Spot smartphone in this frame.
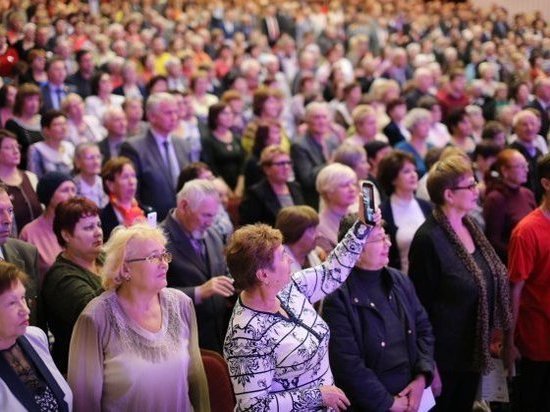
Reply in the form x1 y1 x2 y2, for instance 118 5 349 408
361 181 376 225
147 212 157 228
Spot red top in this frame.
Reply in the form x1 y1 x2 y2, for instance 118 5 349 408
508 208 550 361
436 88 470 121
0 47 19 77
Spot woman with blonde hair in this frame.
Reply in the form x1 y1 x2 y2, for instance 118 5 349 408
315 163 358 254
68 223 209 412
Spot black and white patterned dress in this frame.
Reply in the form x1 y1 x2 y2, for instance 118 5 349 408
224 222 370 411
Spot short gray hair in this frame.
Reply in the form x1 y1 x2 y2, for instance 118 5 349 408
315 163 357 196
176 179 220 210
403 108 431 131
146 92 176 117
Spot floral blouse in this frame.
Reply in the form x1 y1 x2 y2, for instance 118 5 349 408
224 221 371 411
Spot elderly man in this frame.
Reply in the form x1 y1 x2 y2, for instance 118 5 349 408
525 77 550 138
0 184 40 325
120 92 190 220
290 102 332 208
160 179 235 353
98 106 128 163
509 110 544 199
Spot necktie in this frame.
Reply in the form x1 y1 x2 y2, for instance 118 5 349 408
55 88 64 109
162 140 175 186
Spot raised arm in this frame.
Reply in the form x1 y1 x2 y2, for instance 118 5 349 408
293 220 372 303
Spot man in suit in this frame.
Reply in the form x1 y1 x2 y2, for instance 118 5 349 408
525 77 550 139
67 49 96 99
98 107 128 164
40 56 76 114
291 102 330 209
0 184 40 325
161 179 235 353
120 92 190 220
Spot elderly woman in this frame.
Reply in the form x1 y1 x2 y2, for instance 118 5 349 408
189 70 218 122
0 261 73 411
395 108 433 177
41 197 104 374
0 130 41 235
323 216 435 412
315 163 358 255
73 143 108 209
378 150 432 274
483 149 536 263
68 223 210 412
5 83 43 167
20 172 76 277
275 205 322 273
240 145 304 226
100 156 153 240
408 155 512 412
62 93 105 146
200 102 245 197
224 197 378 411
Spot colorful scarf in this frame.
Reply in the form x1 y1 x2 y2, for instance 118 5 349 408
109 195 145 227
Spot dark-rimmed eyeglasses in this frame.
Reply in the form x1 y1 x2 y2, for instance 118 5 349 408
269 160 293 167
450 183 477 191
126 251 173 264
365 234 391 244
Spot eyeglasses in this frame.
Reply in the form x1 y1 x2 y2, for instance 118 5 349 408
269 160 293 167
365 234 391 244
126 251 173 264
450 183 477 191
81 154 103 161
506 163 529 170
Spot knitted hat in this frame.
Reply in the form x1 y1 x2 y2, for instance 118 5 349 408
36 171 74 207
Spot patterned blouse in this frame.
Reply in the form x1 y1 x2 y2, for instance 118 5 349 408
224 221 371 411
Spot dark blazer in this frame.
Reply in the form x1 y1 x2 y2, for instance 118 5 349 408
383 121 407 146
290 134 326 209
509 141 543 201
100 202 155 241
525 99 549 139
97 137 114 164
66 70 94 98
408 214 488 373
119 130 190 220
40 83 77 114
323 266 434 412
161 212 231 353
380 197 433 271
3 239 40 325
0 328 69 412
239 179 305 226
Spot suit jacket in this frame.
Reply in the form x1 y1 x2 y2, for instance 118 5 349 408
525 99 550 139
97 137 114 164
40 83 77 114
0 327 71 412
161 212 230 353
290 134 326 209
119 130 190 221
3 239 40 326
239 179 305 226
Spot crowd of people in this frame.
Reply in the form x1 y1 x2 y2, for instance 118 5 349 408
0 0 549 410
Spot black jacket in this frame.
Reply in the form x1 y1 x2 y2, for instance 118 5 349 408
323 266 434 412
239 179 305 226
